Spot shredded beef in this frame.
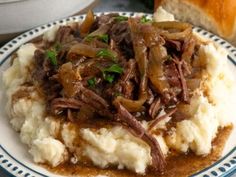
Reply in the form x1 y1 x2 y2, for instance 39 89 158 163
174 57 189 103
55 26 74 44
148 108 177 131
149 98 161 119
51 98 84 114
30 11 201 173
92 13 119 29
115 103 166 172
110 22 134 59
164 61 181 88
32 49 49 81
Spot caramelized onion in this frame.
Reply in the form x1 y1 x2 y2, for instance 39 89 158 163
153 21 192 41
161 27 192 41
148 45 169 94
182 36 196 65
173 102 193 121
148 108 177 131
68 43 101 58
88 23 111 37
153 21 192 30
79 10 95 36
113 95 146 112
186 78 201 91
30 11 203 174
141 24 165 47
58 62 81 97
129 18 148 101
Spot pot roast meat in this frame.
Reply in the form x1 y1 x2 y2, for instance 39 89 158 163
115 103 166 172
32 49 63 103
146 86 155 105
165 39 182 52
109 59 137 99
77 83 109 110
93 13 119 29
174 56 190 103
149 98 161 119
110 21 134 59
33 49 50 82
148 108 177 131
122 59 137 82
51 98 84 114
30 11 203 174
164 61 181 88
55 26 75 44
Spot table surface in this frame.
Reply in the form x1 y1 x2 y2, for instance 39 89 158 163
0 0 235 177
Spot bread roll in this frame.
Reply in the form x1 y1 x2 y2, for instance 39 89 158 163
155 0 236 45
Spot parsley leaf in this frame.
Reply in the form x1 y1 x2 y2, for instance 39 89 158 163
102 64 123 74
98 34 109 43
114 16 128 22
85 34 109 43
87 77 96 87
46 50 57 66
140 16 152 23
96 49 117 62
103 73 115 83
101 64 123 84
54 43 62 52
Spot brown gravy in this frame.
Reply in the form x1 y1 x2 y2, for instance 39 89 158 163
43 126 232 177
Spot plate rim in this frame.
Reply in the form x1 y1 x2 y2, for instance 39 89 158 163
0 12 236 177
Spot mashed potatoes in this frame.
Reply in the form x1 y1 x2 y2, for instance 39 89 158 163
81 127 152 174
166 43 235 155
2 8 235 174
3 43 68 167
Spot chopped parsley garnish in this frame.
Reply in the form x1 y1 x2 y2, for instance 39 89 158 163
96 49 117 62
87 77 96 87
140 16 152 23
54 43 62 52
45 43 62 66
85 34 109 43
114 16 128 22
102 64 124 84
102 64 124 74
46 50 57 66
103 73 115 83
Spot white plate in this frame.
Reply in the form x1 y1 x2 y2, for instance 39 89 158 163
0 12 236 177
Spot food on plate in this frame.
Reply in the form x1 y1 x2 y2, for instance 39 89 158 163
2 8 235 176
155 0 236 45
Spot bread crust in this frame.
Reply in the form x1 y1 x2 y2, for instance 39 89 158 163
156 0 236 44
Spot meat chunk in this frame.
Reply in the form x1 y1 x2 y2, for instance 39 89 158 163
115 103 166 172
110 22 134 59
